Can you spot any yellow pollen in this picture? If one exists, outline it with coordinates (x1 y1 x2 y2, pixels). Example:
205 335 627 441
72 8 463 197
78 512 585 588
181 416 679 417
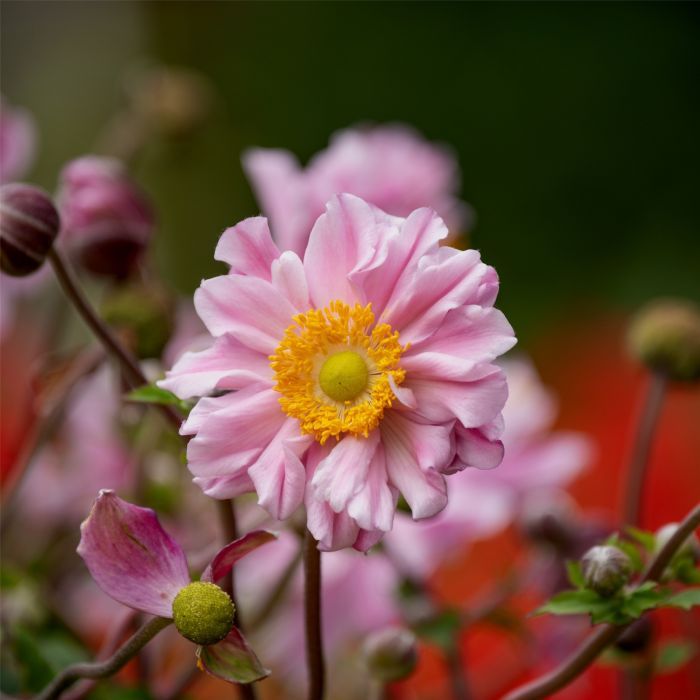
269 301 406 444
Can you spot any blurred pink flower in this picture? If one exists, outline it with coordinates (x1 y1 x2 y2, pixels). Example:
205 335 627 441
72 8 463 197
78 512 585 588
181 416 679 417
161 195 515 550
385 358 593 578
78 490 274 684
56 156 154 278
0 97 37 184
243 124 471 256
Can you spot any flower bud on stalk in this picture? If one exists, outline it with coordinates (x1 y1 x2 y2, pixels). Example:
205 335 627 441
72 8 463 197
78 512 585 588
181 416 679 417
362 628 418 683
628 298 700 382
581 545 632 597
0 184 60 276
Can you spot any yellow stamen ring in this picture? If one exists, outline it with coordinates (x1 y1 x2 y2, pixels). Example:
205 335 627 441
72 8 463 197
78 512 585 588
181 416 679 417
269 301 406 444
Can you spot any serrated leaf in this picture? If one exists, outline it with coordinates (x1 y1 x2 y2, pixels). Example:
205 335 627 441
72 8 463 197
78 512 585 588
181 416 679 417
662 588 700 611
654 640 697 674
621 585 667 618
566 560 586 589
533 589 616 618
126 384 191 414
626 526 657 552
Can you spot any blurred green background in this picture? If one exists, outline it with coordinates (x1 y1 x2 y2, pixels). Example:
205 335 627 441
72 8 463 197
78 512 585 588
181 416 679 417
3 1 699 344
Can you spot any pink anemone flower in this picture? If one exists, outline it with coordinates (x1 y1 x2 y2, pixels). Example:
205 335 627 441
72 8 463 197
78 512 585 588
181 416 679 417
243 124 471 256
78 490 275 684
160 194 516 550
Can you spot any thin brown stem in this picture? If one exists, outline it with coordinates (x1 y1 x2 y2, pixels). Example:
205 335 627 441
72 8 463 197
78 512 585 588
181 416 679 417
48 248 182 430
503 503 700 700
445 640 472 700
621 372 667 527
36 617 171 700
304 529 325 700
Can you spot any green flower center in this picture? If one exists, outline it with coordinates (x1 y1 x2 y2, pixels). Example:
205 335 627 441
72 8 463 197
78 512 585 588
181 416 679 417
172 581 235 646
318 350 369 402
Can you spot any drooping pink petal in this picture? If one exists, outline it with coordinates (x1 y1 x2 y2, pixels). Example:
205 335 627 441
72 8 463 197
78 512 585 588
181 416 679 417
248 419 312 520
303 194 386 309
311 431 380 513
214 217 280 281
241 148 309 256
407 365 508 428
194 471 256 500
201 530 277 584
271 251 310 311
197 627 270 684
381 413 452 519
450 423 505 472
347 445 397 533
158 333 271 399
194 274 296 352
77 490 190 618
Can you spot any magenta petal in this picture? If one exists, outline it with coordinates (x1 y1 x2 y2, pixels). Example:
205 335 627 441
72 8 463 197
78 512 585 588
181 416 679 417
197 627 270 684
77 490 190 617
201 530 277 584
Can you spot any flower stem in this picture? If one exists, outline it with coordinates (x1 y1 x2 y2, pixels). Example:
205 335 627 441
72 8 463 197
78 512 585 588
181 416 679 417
445 639 472 700
622 371 667 527
36 616 172 700
304 528 325 700
48 248 183 430
502 502 700 700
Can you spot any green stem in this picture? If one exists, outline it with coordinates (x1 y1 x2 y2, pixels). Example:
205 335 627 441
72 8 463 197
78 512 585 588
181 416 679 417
36 617 171 700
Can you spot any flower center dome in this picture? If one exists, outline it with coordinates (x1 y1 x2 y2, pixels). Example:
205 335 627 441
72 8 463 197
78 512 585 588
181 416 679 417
270 301 406 444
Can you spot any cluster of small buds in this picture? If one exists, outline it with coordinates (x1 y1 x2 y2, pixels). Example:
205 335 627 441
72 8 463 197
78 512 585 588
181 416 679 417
362 627 418 683
0 183 60 276
581 545 633 597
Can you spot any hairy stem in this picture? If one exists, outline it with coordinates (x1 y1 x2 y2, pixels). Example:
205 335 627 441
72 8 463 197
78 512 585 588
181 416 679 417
503 503 700 700
304 529 325 700
622 371 667 526
36 617 171 700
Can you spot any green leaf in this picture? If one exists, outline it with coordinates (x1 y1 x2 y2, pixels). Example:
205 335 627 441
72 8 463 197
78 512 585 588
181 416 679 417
654 640 697 674
566 560 586 589
533 589 616 618
662 588 700 611
125 385 191 414
626 526 657 552
413 609 461 650
621 585 667 618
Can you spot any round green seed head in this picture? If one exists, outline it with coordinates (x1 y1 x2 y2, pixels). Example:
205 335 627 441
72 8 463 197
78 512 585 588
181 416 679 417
318 350 369 402
172 581 235 646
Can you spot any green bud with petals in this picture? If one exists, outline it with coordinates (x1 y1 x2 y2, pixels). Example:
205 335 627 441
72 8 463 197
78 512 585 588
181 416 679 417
172 581 234 646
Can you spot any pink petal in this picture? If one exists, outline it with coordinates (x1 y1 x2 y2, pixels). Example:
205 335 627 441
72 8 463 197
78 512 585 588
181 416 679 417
347 445 397 532
451 423 505 472
303 194 384 309
194 274 296 353
271 251 310 311
214 217 280 281
241 147 309 256
77 490 190 618
381 413 452 519
201 530 277 584
311 431 380 513
183 387 286 481
248 419 312 520
194 471 256 500
407 365 508 428
159 333 271 399
197 627 270 684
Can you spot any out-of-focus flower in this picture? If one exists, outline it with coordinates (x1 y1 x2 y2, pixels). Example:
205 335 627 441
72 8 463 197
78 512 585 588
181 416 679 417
385 358 591 578
56 156 154 279
78 490 274 684
363 627 418 682
161 195 515 550
581 545 632 597
1 183 60 277
243 125 471 256
0 97 37 184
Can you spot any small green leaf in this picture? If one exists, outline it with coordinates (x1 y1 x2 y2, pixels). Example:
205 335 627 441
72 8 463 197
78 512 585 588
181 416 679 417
621 585 667 618
126 384 192 414
534 589 616 618
626 526 657 552
414 609 461 650
662 588 700 611
654 640 697 674
566 560 586 589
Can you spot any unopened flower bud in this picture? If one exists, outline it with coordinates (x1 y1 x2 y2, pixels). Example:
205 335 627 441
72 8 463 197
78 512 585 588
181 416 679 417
57 156 154 280
172 581 234 646
101 282 174 359
615 616 654 654
362 628 418 683
581 545 632 597
628 299 700 382
1 184 60 276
